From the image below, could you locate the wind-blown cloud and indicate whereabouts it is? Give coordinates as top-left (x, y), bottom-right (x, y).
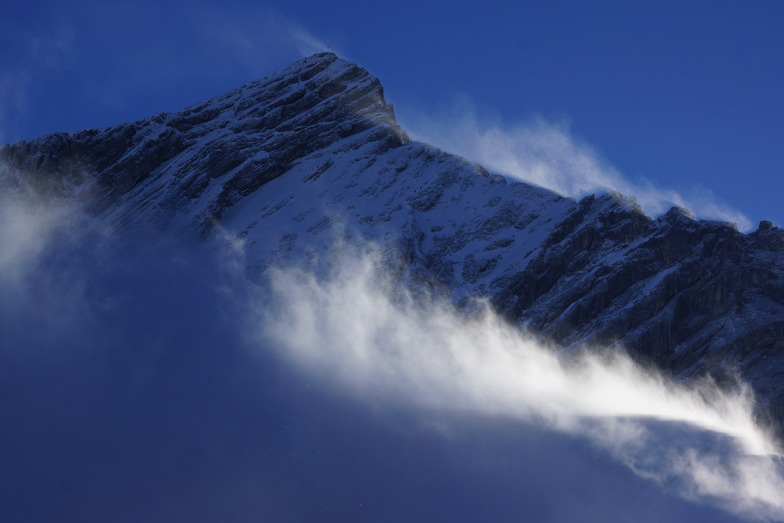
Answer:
top-left (184, 3), bottom-right (333, 74)
top-left (255, 248), bottom-right (784, 521)
top-left (0, 163), bottom-right (106, 337)
top-left (0, 176), bottom-right (69, 288)
top-left (0, 27), bottom-right (73, 143)
top-left (400, 99), bottom-right (753, 231)
top-left (1, 3), bottom-right (334, 142)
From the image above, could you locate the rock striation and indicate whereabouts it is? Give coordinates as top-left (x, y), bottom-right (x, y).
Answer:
top-left (1, 53), bottom-right (407, 235)
top-left (3, 52), bottom-right (784, 432)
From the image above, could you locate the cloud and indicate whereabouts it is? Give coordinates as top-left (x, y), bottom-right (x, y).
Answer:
top-left (0, 3), bottom-right (334, 137)
top-left (0, 195), bottom-right (60, 285)
top-left (254, 247), bottom-right (784, 521)
top-left (287, 24), bottom-right (332, 56)
top-left (0, 172), bottom-right (68, 288)
top-left (0, 163), bottom-right (108, 338)
top-left (184, 3), bottom-right (332, 73)
top-left (400, 98), bottom-right (753, 231)
top-left (0, 27), bottom-right (73, 143)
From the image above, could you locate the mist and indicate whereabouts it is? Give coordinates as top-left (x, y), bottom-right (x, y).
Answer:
top-left (401, 99), bottom-right (753, 231)
top-left (0, 234), bottom-right (761, 523)
top-left (0, 179), bottom-right (779, 520)
top-left (256, 248), bottom-right (784, 522)
top-left (0, 182), bottom-right (68, 287)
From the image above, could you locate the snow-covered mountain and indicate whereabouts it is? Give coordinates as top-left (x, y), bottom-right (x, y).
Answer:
top-left (3, 52), bottom-right (783, 432)
top-left (6, 50), bottom-right (784, 522)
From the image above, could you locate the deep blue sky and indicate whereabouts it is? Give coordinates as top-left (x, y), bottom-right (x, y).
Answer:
top-left (2, 1), bottom-right (783, 227)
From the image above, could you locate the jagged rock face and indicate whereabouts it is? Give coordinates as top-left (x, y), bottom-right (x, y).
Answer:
top-left (0, 53), bottom-right (408, 235)
top-left (3, 53), bottom-right (784, 428)
top-left (496, 202), bottom-right (784, 400)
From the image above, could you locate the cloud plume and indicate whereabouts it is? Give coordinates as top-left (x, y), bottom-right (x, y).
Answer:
top-left (401, 99), bottom-right (753, 231)
top-left (0, 27), bottom-right (73, 143)
top-left (0, 174), bottom-right (70, 288)
top-left (256, 248), bottom-right (784, 521)
top-left (186, 3), bottom-right (332, 73)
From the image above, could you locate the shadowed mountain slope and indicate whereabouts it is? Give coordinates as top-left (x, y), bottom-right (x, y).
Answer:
top-left (3, 52), bottom-right (784, 430)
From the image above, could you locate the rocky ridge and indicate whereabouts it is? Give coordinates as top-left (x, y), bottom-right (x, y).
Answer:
top-left (3, 52), bottom-right (784, 430)
top-left (0, 53), bottom-right (407, 235)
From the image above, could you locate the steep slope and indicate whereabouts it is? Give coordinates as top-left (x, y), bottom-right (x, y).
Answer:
top-left (2, 52), bottom-right (784, 429)
top-left (0, 53), bottom-right (408, 236)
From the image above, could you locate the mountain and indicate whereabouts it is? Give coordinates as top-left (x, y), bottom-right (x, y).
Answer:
top-left (5, 50), bottom-right (784, 522)
top-left (3, 52), bottom-right (783, 431)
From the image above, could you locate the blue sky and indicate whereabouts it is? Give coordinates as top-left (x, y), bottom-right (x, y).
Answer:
top-left (4, 4), bottom-right (784, 520)
top-left (2, 1), bottom-right (783, 228)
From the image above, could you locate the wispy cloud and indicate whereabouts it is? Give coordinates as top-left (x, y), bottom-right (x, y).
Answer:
top-left (0, 197), bottom-right (58, 286)
top-left (0, 27), bottom-right (73, 143)
top-left (1, 3), bottom-right (334, 136)
top-left (400, 98), bottom-right (753, 231)
top-left (254, 248), bottom-right (784, 521)
top-left (288, 24), bottom-right (332, 56)
top-left (0, 173), bottom-right (67, 288)
top-left (0, 162), bottom-right (108, 338)
top-left (184, 3), bottom-right (333, 74)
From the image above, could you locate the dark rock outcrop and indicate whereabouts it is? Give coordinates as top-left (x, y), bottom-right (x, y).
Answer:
top-left (3, 52), bottom-right (784, 435)
top-left (0, 52), bottom-right (408, 234)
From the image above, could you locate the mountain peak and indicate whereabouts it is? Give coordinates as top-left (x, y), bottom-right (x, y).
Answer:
top-left (0, 52), bottom-right (409, 233)
top-left (203, 51), bottom-right (402, 131)
top-left (3, 53), bottom-right (784, 440)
